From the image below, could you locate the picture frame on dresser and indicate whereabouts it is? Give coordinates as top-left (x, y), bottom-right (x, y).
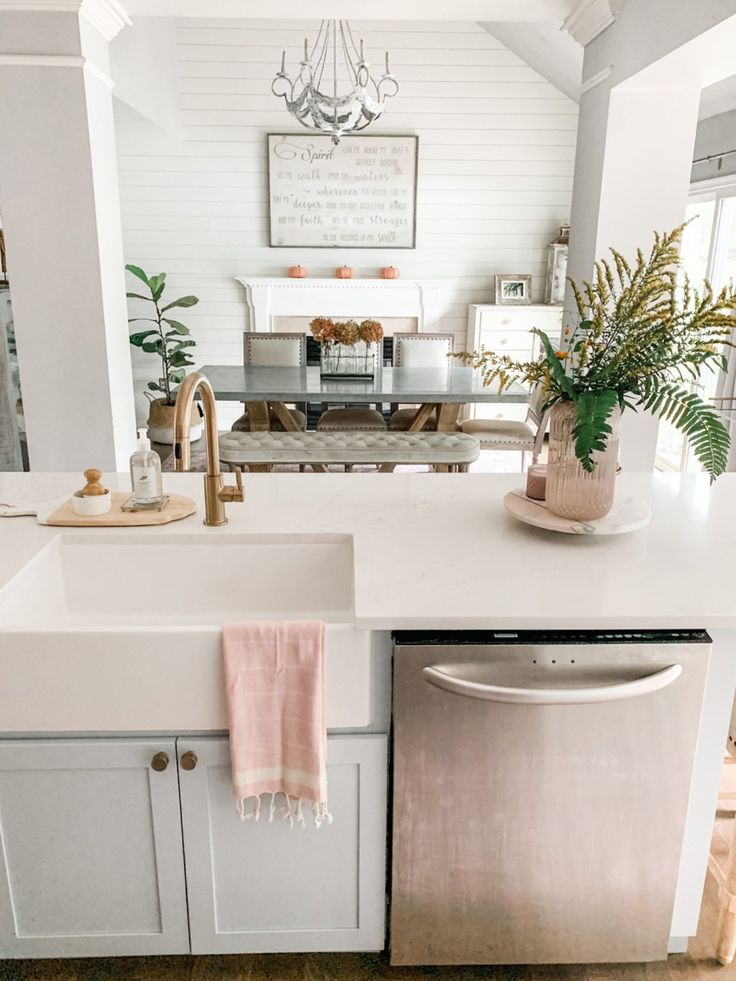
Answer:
top-left (495, 274), bottom-right (532, 306)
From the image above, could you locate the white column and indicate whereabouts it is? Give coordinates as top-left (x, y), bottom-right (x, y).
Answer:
top-left (568, 77), bottom-right (702, 471)
top-left (566, 5), bottom-right (736, 471)
top-left (0, 1), bottom-right (136, 472)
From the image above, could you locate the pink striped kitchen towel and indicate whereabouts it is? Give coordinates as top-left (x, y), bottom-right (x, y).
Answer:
top-left (222, 620), bottom-right (331, 829)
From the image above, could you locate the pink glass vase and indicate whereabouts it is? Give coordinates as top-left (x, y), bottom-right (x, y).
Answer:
top-left (546, 401), bottom-right (620, 521)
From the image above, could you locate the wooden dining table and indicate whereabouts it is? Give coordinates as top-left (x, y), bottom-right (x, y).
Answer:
top-left (197, 363), bottom-right (530, 473)
top-left (199, 363), bottom-right (530, 431)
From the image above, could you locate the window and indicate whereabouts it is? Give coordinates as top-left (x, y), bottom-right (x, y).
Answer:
top-left (655, 182), bottom-right (736, 472)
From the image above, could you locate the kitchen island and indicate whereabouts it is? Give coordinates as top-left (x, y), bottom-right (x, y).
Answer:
top-left (0, 470), bottom-right (734, 960)
top-left (3, 470), bottom-right (736, 629)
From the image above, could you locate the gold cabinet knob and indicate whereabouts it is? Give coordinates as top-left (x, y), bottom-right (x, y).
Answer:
top-left (151, 751), bottom-right (169, 772)
top-left (180, 751), bottom-right (198, 771)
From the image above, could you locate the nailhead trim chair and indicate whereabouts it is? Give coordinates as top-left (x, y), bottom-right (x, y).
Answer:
top-left (316, 408), bottom-right (387, 432)
top-left (388, 332), bottom-right (456, 432)
top-left (459, 384), bottom-right (548, 469)
top-left (232, 332), bottom-right (307, 432)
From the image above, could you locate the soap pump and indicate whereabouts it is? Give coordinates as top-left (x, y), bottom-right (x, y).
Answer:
top-left (129, 429), bottom-right (164, 507)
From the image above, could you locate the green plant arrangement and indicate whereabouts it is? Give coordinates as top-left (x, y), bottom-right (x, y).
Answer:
top-left (126, 264), bottom-right (199, 406)
top-left (456, 227), bottom-right (736, 481)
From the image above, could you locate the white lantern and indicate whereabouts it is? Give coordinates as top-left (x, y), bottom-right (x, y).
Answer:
top-left (545, 224), bottom-right (569, 305)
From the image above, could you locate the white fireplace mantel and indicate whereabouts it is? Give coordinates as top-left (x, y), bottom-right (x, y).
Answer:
top-left (235, 277), bottom-right (452, 333)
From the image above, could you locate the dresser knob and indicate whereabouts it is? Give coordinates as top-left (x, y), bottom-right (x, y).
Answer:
top-left (180, 751), bottom-right (198, 771)
top-left (150, 751), bottom-right (169, 772)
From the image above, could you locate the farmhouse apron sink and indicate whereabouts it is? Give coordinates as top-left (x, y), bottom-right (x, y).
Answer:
top-left (0, 533), bottom-right (370, 731)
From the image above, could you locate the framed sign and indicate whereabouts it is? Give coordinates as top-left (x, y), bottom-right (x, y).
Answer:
top-left (267, 134), bottom-right (418, 249)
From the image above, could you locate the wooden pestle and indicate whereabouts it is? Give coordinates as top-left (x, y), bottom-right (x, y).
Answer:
top-left (80, 468), bottom-right (107, 496)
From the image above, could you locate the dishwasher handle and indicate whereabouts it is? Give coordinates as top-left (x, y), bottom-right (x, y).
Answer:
top-left (422, 662), bottom-right (683, 705)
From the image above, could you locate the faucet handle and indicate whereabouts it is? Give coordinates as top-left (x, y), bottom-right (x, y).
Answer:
top-left (219, 466), bottom-right (244, 504)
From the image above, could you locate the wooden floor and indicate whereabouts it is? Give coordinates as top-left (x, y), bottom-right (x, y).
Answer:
top-left (0, 823), bottom-right (733, 981)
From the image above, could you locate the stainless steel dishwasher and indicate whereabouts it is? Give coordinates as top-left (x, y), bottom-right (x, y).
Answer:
top-left (391, 629), bottom-right (712, 966)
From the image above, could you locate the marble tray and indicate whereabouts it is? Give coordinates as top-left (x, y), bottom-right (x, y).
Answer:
top-left (504, 488), bottom-right (652, 536)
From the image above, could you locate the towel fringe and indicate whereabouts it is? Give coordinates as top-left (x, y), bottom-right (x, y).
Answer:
top-left (235, 792), bottom-right (330, 829)
top-left (281, 791), bottom-right (295, 828)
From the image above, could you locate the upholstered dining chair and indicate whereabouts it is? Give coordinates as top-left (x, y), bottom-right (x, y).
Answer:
top-left (388, 332), bottom-right (455, 431)
top-left (315, 335), bottom-right (388, 434)
top-left (232, 332), bottom-right (307, 432)
top-left (459, 383), bottom-right (548, 470)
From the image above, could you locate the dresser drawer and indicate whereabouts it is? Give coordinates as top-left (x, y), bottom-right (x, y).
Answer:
top-left (467, 305), bottom-right (563, 355)
top-left (479, 330), bottom-right (536, 357)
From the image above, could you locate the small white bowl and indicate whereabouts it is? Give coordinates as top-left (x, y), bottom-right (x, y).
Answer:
top-left (72, 490), bottom-right (112, 516)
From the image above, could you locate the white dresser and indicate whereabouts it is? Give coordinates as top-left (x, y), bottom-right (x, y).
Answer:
top-left (465, 303), bottom-right (563, 421)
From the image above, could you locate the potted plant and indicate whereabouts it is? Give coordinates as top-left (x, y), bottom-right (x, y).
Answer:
top-left (457, 227), bottom-right (736, 519)
top-left (126, 264), bottom-right (203, 444)
top-left (310, 317), bottom-right (384, 379)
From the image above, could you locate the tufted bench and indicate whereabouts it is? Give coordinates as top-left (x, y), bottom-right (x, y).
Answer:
top-left (218, 430), bottom-right (480, 473)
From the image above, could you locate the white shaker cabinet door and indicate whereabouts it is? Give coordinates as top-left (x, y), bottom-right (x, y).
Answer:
top-left (0, 738), bottom-right (189, 958)
top-left (178, 735), bottom-right (387, 954)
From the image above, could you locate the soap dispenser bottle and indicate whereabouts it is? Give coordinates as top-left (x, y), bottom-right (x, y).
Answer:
top-left (129, 430), bottom-right (164, 507)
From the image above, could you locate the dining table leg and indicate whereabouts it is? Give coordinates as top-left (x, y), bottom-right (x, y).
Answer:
top-left (241, 401), bottom-right (272, 473)
top-left (436, 403), bottom-right (461, 432)
top-left (434, 402), bottom-right (462, 473)
top-left (434, 403), bottom-right (462, 473)
top-left (267, 400), bottom-right (329, 474)
top-left (406, 403), bottom-right (439, 433)
top-left (245, 401), bottom-right (270, 431)
top-left (379, 402), bottom-right (447, 474)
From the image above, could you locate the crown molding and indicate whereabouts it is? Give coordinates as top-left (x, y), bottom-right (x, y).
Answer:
top-left (0, 0), bottom-right (131, 40)
top-left (562, 0), bottom-right (616, 46)
top-left (80, 0), bottom-right (130, 40)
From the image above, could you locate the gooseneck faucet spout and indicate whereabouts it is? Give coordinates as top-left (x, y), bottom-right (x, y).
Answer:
top-left (173, 371), bottom-right (244, 526)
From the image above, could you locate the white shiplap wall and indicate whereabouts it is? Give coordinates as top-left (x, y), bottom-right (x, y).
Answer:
top-left (115, 19), bottom-right (578, 421)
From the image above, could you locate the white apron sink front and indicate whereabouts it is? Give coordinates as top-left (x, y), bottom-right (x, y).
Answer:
top-left (0, 533), bottom-right (371, 732)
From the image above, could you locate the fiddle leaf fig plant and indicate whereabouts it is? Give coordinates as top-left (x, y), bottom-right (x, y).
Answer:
top-left (126, 264), bottom-right (198, 406)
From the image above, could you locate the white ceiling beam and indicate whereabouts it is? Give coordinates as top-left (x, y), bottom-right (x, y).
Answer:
top-left (120, 0), bottom-right (574, 20)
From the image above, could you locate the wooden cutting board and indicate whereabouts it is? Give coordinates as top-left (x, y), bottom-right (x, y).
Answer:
top-left (44, 492), bottom-right (197, 527)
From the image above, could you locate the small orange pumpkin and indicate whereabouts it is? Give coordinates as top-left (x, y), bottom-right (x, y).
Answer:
top-left (288, 265), bottom-right (307, 278)
top-left (381, 266), bottom-right (399, 279)
top-left (336, 265), bottom-right (353, 279)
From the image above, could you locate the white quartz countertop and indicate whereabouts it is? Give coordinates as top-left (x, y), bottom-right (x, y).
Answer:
top-left (1, 470), bottom-right (735, 630)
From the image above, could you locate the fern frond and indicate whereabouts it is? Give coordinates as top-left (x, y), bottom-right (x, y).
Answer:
top-left (572, 389), bottom-right (619, 473)
top-left (639, 382), bottom-right (730, 481)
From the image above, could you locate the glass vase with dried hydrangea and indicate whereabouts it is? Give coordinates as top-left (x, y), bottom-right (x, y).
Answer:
top-left (455, 226), bottom-right (736, 519)
top-left (311, 317), bottom-right (384, 379)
